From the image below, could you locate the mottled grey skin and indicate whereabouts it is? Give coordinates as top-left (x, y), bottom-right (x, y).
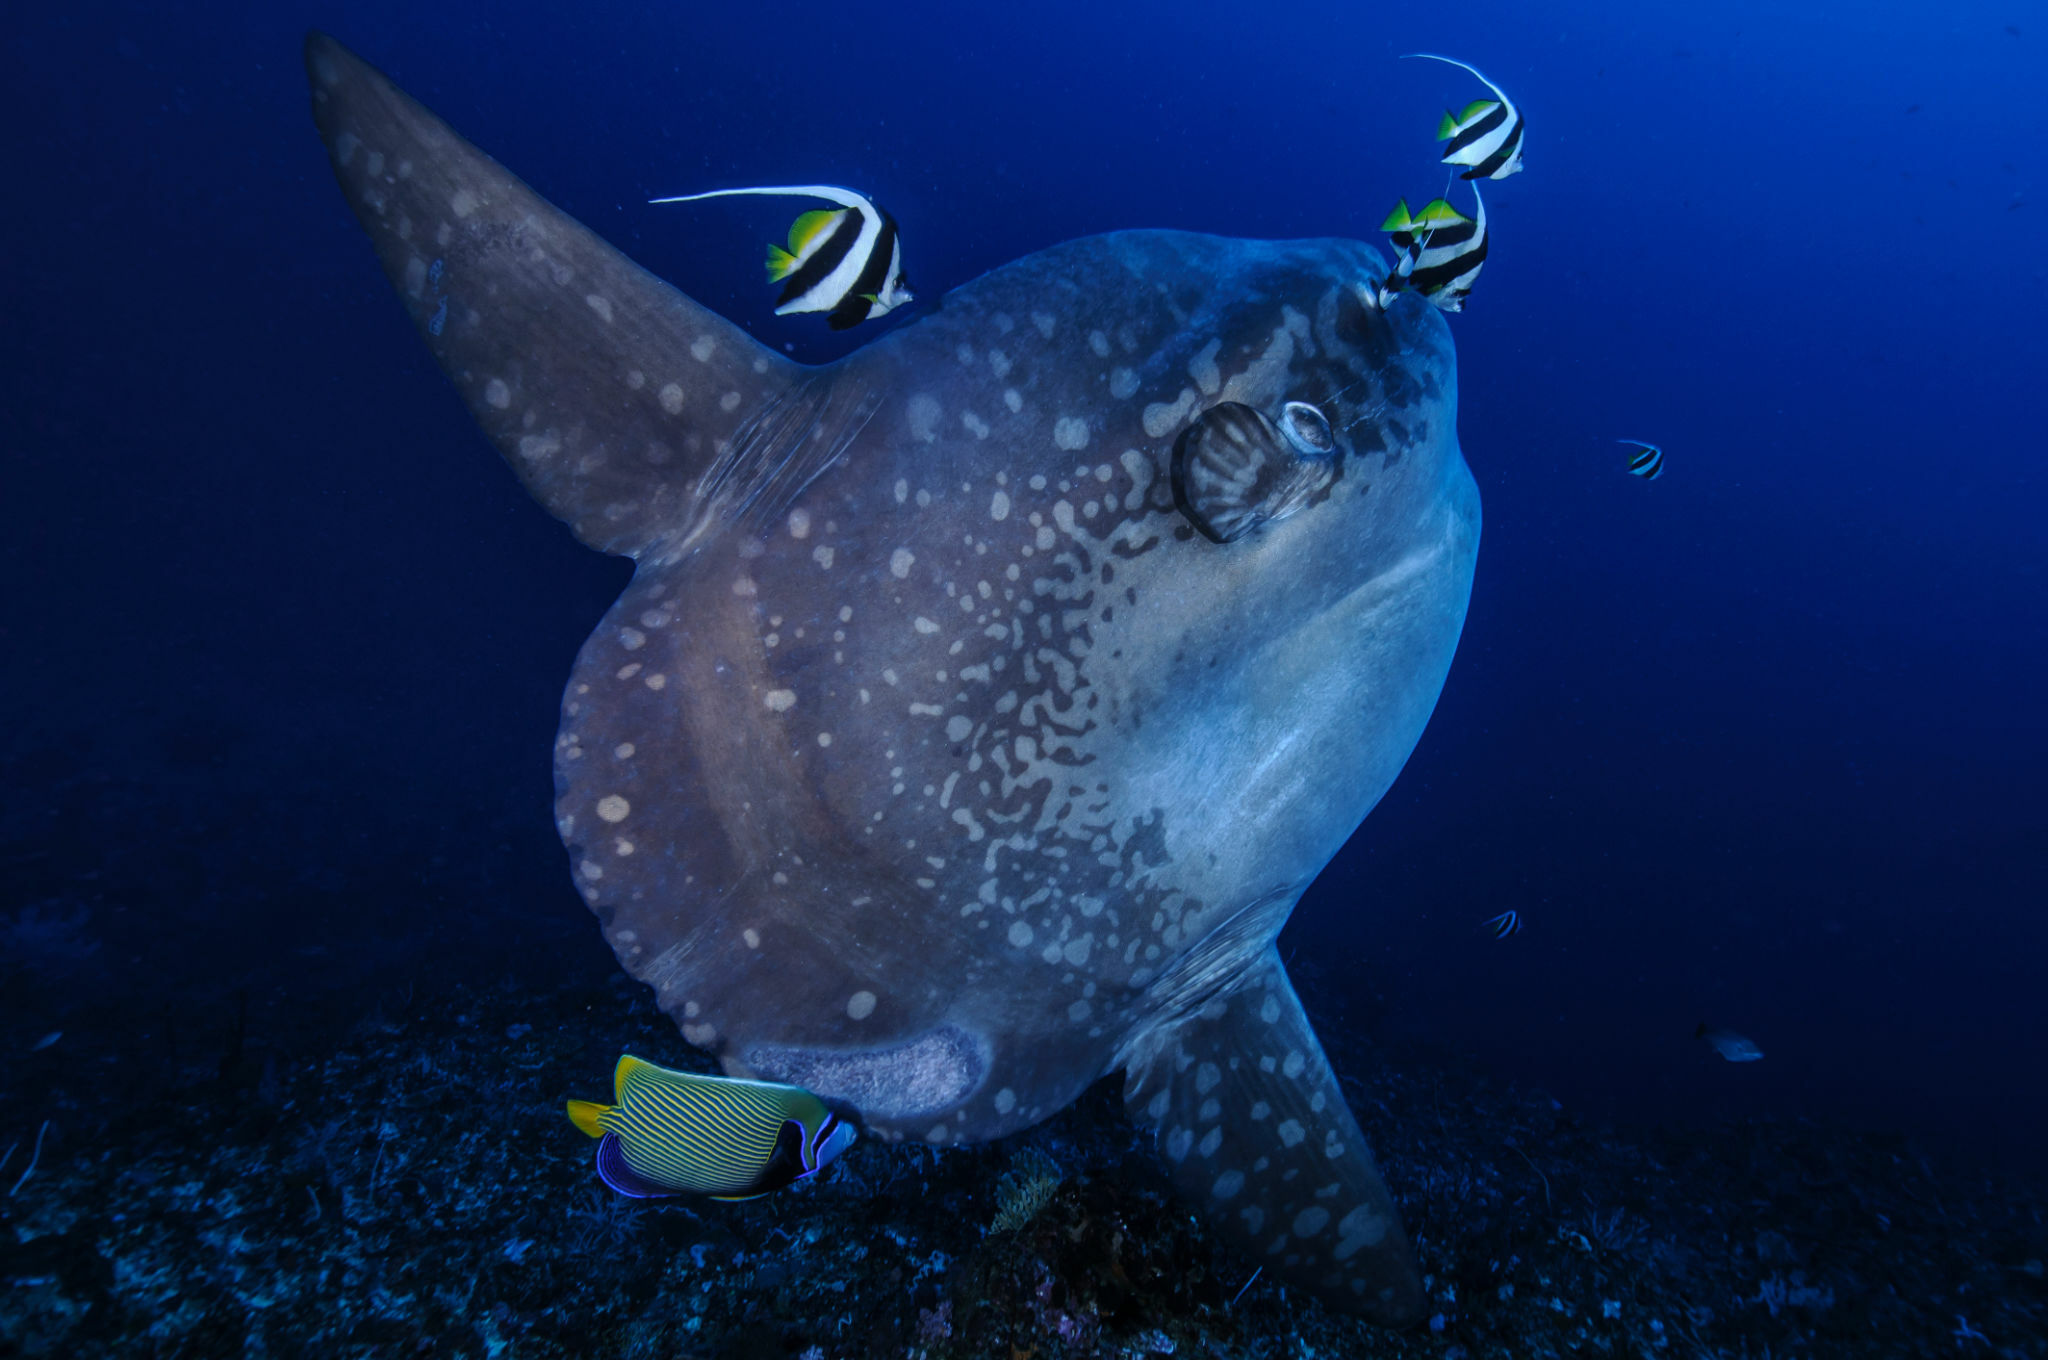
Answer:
top-left (308, 32), bottom-right (1479, 1324)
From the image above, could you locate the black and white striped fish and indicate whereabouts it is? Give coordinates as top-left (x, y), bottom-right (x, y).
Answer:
top-left (567, 1054), bottom-right (857, 1200)
top-left (1482, 910), bottom-right (1523, 939)
top-left (648, 184), bottom-right (912, 330)
top-left (1619, 440), bottom-right (1666, 480)
top-left (1406, 54), bottom-right (1525, 181)
top-left (1378, 186), bottom-right (1489, 313)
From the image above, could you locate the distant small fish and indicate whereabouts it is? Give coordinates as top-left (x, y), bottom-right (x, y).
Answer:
top-left (1619, 439), bottom-right (1665, 480)
top-left (1406, 54), bottom-right (1526, 180)
top-left (1379, 188), bottom-right (1489, 312)
top-left (1695, 1023), bottom-right (1764, 1062)
top-left (649, 184), bottom-right (912, 329)
top-left (31, 1031), bottom-right (61, 1052)
top-left (567, 1054), bottom-right (856, 1200)
top-left (1482, 910), bottom-right (1522, 939)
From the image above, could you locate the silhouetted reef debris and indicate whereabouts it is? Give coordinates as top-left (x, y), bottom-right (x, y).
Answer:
top-left (2, 974), bottom-right (2042, 1358)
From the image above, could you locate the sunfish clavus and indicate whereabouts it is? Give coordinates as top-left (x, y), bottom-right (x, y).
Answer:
top-left (306, 32), bottom-right (1480, 1324)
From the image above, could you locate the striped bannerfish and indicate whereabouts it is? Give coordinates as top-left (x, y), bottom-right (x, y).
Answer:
top-left (1619, 439), bottom-right (1666, 480)
top-left (648, 184), bottom-right (913, 330)
top-left (1378, 187), bottom-right (1489, 313)
top-left (1482, 910), bottom-right (1522, 939)
top-left (566, 1054), bottom-right (857, 1200)
top-left (1406, 54), bottom-right (1525, 181)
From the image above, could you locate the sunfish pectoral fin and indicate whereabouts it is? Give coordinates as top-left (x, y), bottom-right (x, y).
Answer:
top-left (1121, 949), bottom-right (1425, 1326)
top-left (304, 32), bottom-right (800, 560)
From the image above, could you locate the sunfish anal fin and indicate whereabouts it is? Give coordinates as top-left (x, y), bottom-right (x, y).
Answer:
top-left (304, 31), bottom-right (800, 561)
top-left (1122, 949), bottom-right (1424, 1326)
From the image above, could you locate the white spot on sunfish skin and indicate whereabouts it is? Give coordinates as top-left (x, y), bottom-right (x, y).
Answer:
top-left (596, 796), bottom-right (631, 823)
top-left (945, 715), bottom-right (972, 742)
top-left (659, 383), bottom-right (685, 414)
top-left (690, 336), bottom-right (716, 362)
top-left (626, 369), bottom-right (645, 389)
top-left (1032, 311), bottom-right (1056, 338)
top-left (517, 433), bottom-right (560, 460)
top-left (1213, 1170), bottom-right (1246, 1200)
top-left (403, 256), bottom-right (427, 296)
top-left (812, 546), bottom-right (835, 568)
top-left (846, 991), bottom-right (877, 1020)
top-left (913, 617), bottom-right (940, 634)
top-left (484, 379), bottom-right (511, 409)
top-left (1293, 1206), bottom-right (1330, 1238)
top-left (1053, 416), bottom-right (1089, 450)
top-left (450, 188), bottom-right (478, 217)
top-left (787, 508), bottom-right (811, 538)
top-left (585, 294), bottom-right (614, 323)
top-left (720, 391), bottom-right (742, 412)
top-left (1195, 1062), bottom-right (1222, 1094)
top-left (764, 689), bottom-right (797, 712)
top-left (1109, 367), bottom-right (1139, 400)
top-left (1198, 1127), bottom-right (1223, 1158)
top-left (817, 732), bottom-right (833, 747)
top-left (1143, 386), bottom-right (1199, 438)
top-left (1004, 389), bottom-right (1022, 413)
top-left (1089, 329), bottom-right (1111, 357)
top-left (994, 1088), bottom-right (1016, 1113)
top-left (962, 411), bottom-right (990, 438)
top-left (613, 743), bottom-right (635, 759)
top-left (890, 548), bottom-right (916, 578)
top-left (644, 673), bottom-right (666, 691)
top-left (1067, 999), bottom-right (1091, 1021)
top-left (1008, 921), bottom-right (1034, 947)
top-left (989, 490), bottom-right (1010, 521)
top-left (1277, 1118), bottom-right (1307, 1147)
top-left (908, 394), bottom-right (942, 441)
top-left (1332, 1206), bottom-right (1389, 1260)
top-left (1283, 1050), bottom-right (1306, 1078)
top-left (1146, 1089), bottom-right (1172, 1121)
top-left (1260, 996), bottom-right (1281, 1024)
top-left (988, 349), bottom-right (1012, 378)
top-left (742, 928), bottom-right (760, 948)
top-left (619, 628), bottom-right (646, 650)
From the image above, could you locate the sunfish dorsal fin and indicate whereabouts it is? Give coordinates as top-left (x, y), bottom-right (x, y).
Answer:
top-left (1121, 949), bottom-right (1424, 1326)
top-left (304, 32), bottom-right (801, 560)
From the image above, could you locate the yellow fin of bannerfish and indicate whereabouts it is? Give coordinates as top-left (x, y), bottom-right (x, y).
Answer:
top-left (1413, 198), bottom-right (1472, 227)
top-left (787, 208), bottom-right (842, 254)
top-left (765, 244), bottom-right (798, 281)
top-left (565, 1099), bottom-right (610, 1138)
top-left (1380, 199), bottom-right (1415, 232)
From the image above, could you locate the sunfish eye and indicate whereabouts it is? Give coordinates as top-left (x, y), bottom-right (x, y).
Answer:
top-left (1172, 401), bottom-right (1343, 544)
top-left (1279, 401), bottom-right (1334, 456)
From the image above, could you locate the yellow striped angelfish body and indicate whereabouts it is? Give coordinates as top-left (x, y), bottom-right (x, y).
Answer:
top-left (566, 1055), bottom-right (857, 1200)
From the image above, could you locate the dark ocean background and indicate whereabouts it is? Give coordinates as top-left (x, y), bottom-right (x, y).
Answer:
top-left (3, 0), bottom-right (2045, 1350)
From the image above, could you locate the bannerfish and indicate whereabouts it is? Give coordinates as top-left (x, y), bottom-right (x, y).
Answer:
top-left (1695, 1023), bottom-right (1764, 1063)
top-left (1620, 439), bottom-right (1666, 480)
top-left (1406, 54), bottom-right (1526, 181)
top-left (307, 32), bottom-right (1485, 1325)
top-left (1482, 910), bottom-right (1521, 939)
top-left (1378, 188), bottom-right (1489, 312)
top-left (567, 1054), bottom-right (857, 1199)
top-left (649, 184), bottom-right (913, 330)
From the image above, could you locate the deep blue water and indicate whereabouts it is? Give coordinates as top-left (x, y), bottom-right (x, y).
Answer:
top-left (4, 0), bottom-right (2043, 1177)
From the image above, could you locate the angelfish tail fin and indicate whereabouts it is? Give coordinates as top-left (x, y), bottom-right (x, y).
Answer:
top-left (565, 1099), bottom-right (611, 1138)
top-left (1120, 948), bottom-right (1425, 1325)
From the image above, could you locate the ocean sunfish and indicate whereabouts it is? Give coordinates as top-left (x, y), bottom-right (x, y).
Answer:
top-left (305, 33), bottom-right (1480, 1324)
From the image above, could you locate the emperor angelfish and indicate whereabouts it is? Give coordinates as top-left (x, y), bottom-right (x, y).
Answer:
top-left (1378, 187), bottom-right (1488, 312)
top-left (1407, 54), bottom-right (1526, 181)
top-left (1620, 439), bottom-right (1666, 480)
top-left (566, 1055), bottom-right (858, 1200)
top-left (649, 184), bottom-right (913, 330)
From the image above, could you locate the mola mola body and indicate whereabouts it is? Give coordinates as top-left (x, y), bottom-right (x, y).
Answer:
top-left (307, 31), bottom-right (1478, 1324)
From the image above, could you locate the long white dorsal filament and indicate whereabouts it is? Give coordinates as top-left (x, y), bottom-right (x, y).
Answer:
top-left (648, 184), bottom-right (869, 210)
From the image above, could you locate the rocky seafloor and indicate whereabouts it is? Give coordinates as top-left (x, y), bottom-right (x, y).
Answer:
top-left (2, 966), bottom-right (2043, 1360)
